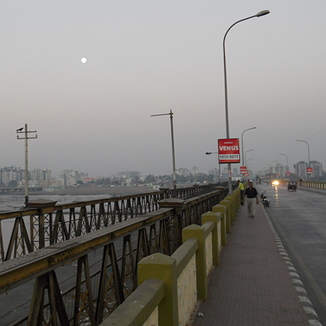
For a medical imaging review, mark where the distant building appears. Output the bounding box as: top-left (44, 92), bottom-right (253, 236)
top-left (233, 167), bottom-right (239, 177)
top-left (208, 168), bottom-right (219, 182)
top-left (0, 166), bottom-right (24, 186)
top-left (270, 163), bottom-right (286, 177)
top-left (117, 171), bottom-right (141, 179)
top-left (176, 168), bottom-right (191, 177)
top-left (294, 161), bottom-right (307, 179)
top-left (310, 160), bottom-right (323, 178)
top-left (30, 168), bottom-right (52, 185)
top-left (294, 160), bottom-right (323, 179)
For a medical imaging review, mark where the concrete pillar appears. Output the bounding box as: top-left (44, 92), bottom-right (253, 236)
top-left (219, 200), bottom-right (231, 233)
top-left (225, 195), bottom-right (236, 223)
top-left (233, 188), bottom-right (241, 210)
top-left (202, 211), bottom-right (222, 266)
top-left (158, 198), bottom-right (185, 251)
top-left (182, 224), bottom-right (207, 300)
top-left (212, 204), bottom-right (227, 245)
top-left (138, 253), bottom-right (178, 326)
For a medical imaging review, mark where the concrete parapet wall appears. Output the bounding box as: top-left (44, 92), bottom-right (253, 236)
top-left (176, 252), bottom-right (197, 326)
top-left (219, 199), bottom-right (232, 232)
top-left (202, 211), bottom-right (222, 265)
top-left (100, 278), bottom-right (164, 326)
top-left (205, 231), bottom-right (213, 273)
top-left (212, 205), bottom-right (227, 245)
top-left (103, 221), bottom-right (218, 326)
top-left (172, 238), bottom-right (198, 326)
top-left (101, 189), bottom-right (241, 326)
top-left (225, 195), bottom-right (236, 223)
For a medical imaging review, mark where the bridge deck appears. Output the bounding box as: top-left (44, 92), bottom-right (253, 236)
top-left (191, 203), bottom-right (312, 326)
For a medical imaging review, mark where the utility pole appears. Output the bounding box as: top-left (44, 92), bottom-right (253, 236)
top-left (151, 110), bottom-right (177, 193)
top-left (17, 123), bottom-right (37, 207)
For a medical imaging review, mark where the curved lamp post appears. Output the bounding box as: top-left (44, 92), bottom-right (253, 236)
top-left (206, 152), bottom-right (221, 183)
top-left (245, 149), bottom-right (254, 167)
top-left (296, 139), bottom-right (311, 179)
top-left (241, 127), bottom-right (256, 167)
top-left (280, 153), bottom-right (289, 174)
top-left (273, 159), bottom-right (282, 177)
top-left (223, 10), bottom-right (270, 194)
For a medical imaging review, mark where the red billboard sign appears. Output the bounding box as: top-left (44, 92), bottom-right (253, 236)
top-left (240, 166), bottom-right (247, 174)
top-left (307, 167), bottom-right (313, 173)
top-left (218, 138), bottom-right (240, 163)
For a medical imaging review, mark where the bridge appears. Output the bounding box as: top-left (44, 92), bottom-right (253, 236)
top-left (0, 181), bottom-right (325, 325)
top-left (0, 184), bottom-right (230, 325)
top-left (0, 186), bottom-right (43, 193)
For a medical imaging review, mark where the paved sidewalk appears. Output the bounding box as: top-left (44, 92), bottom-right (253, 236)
top-left (191, 203), bottom-right (311, 326)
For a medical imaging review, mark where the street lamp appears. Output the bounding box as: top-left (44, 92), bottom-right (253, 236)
top-left (273, 159), bottom-right (282, 177)
top-left (245, 149), bottom-right (254, 167)
top-left (296, 139), bottom-right (311, 179)
top-left (223, 10), bottom-right (270, 194)
top-left (280, 153), bottom-right (289, 174)
top-left (206, 152), bottom-right (220, 183)
top-left (241, 127), bottom-right (256, 167)
top-left (151, 109), bottom-right (177, 192)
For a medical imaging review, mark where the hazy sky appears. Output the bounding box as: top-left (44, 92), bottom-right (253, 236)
top-left (1, 1), bottom-right (326, 177)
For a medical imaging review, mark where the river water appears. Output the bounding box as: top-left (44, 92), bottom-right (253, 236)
top-left (0, 193), bottom-right (113, 212)
top-left (0, 193), bottom-right (115, 252)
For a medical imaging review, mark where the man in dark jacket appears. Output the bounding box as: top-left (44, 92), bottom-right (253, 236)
top-left (244, 182), bottom-right (259, 218)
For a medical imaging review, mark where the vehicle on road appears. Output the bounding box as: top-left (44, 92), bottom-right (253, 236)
top-left (287, 181), bottom-right (297, 191)
top-left (260, 191), bottom-right (270, 207)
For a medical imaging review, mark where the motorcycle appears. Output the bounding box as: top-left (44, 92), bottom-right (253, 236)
top-left (260, 191), bottom-right (270, 207)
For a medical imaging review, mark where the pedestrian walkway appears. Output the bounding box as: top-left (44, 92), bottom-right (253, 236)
top-left (191, 202), bottom-right (313, 326)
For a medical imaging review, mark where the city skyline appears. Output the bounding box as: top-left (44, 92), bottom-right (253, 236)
top-left (0, 157), bottom-right (322, 184)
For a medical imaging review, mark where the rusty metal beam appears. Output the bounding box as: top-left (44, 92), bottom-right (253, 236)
top-left (0, 209), bottom-right (173, 294)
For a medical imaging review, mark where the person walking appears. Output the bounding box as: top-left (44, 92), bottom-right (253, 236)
top-left (245, 181), bottom-right (259, 218)
top-left (237, 180), bottom-right (244, 205)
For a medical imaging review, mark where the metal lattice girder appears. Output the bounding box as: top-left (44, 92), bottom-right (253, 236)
top-left (74, 255), bottom-right (96, 326)
top-left (28, 271), bottom-right (69, 326)
top-left (0, 209), bottom-right (173, 294)
top-left (0, 184), bottom-right (221, 264)
top-left (6, 217), bottom-right (33, 260)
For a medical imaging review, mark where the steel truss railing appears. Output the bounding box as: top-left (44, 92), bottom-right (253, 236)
top-left (0, 184), bottom-right (219, 262)
top-left (0, 186), bottom-right (227, 326)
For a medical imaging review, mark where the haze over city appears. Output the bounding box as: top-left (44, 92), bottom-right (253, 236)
top-left (1, 1), bottom-right (325, 178)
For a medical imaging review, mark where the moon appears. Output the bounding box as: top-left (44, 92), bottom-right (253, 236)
top-left (81, 57), bottom-right (87, 64)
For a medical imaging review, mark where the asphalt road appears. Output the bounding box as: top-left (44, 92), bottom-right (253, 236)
top-left (257, 183), bottom-right (326, 324)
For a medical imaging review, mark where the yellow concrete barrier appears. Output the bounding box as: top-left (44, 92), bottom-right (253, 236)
top-left (202, 211), bottom-right (222, 265)
top-left (182, 224), bottom-right (209, 301)
top-left (101, 201), bottom-right (228, 326)
top-left (219, 199), bottom-right (232, 232)
top-left (225, 196), bottom-right (235, 223)
top-left (100, 279), bottom-right (164, 326)
top-left (138, 253), bottom-right (178, 326)
top-left (212, 204), bottom-right (227, 245)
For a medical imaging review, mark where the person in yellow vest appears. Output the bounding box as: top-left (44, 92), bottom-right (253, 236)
top-left (237, 180), bottom-right (244, 205)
